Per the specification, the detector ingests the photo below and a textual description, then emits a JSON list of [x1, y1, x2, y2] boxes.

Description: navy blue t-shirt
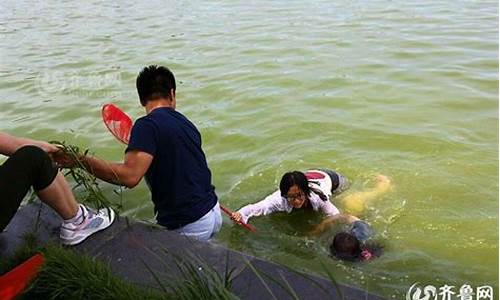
[[125, 107, 217, 229], [351, 220, 374, 242]]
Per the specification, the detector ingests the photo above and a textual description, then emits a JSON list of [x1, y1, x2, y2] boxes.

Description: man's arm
[[0, 132, 59, 156], [310, 214, 360, 235], [65, 150, 153, 188]]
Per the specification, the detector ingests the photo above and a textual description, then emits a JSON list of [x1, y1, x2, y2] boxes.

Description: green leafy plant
[[50, 141, 122, 212]]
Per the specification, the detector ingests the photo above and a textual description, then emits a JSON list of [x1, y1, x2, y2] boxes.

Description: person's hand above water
[[0, 132, 62, 156], [230, 212, 243, 223], [35, 141, 60, 154], [51, 151, 80, 168]]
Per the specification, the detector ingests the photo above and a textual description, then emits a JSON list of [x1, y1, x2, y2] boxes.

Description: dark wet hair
[[330, 232, 382, 262], [330, 232, 361, 261], [136, 65, 176, 106], [279, 171, 311, 198]]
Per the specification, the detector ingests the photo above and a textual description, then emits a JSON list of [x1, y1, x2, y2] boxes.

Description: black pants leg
[[0, 146, 58, 232], [319, 169, 341, 192]]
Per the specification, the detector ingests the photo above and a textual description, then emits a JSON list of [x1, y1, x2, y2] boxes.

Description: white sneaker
[[60, 205, 116, 246]]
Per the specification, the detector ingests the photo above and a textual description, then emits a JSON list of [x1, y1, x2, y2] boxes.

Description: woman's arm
[[0, 132, 59, 156], [231, 190, 285, 223]]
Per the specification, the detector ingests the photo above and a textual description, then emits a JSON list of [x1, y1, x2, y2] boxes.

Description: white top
[[237, 190, 340, 224]]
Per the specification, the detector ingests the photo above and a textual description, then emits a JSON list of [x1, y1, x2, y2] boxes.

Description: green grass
[[142, 249, 239, 300], [16, 245, 164, 300]]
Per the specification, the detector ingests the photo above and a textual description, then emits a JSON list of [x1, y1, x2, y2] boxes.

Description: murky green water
[[1, 1, 498, 298]]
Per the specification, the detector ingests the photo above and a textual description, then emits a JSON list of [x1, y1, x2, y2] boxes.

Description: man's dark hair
[[136, 65, 176, 106], [330, 232, 383, 262], [330, 232, 361, 261], [279, 171, 311, 198]]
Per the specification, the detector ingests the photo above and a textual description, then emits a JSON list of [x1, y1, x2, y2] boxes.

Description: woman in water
[[231, 170, 390, 225], [230, 169, 347, 224]]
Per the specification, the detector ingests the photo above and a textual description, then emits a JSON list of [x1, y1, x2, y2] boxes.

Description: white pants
[[174, 202, 222, 242]]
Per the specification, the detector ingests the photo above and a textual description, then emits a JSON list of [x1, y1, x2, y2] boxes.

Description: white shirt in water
[[237, 190, 340, 224]]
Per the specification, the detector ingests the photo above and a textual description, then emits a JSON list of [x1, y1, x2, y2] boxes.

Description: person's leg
[[26, 146, 116, 246], [334, 172, 350, 194], [174, 202, 222, 242], [320, 169, 350, 196], [37, 172, 78, 220], [209, 202, 222, 239], [0, 159, 28, 232], [339, 175, 392, 215], [0, 146, 78, 231], [59, 205, 115, 245], [0, 146, 115, 246]]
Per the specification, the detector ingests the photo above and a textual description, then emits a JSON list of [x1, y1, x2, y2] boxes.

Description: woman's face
[[286, 185, 306, 208]]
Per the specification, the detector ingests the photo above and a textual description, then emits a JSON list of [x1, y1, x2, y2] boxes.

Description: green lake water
[[1, 1, 498, 298]]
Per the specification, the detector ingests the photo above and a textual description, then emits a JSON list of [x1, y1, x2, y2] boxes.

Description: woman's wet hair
[[330, 232, 383, 262], [279, 171, 311, 198]]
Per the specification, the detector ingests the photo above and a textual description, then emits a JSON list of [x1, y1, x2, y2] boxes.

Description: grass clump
[[21, 245, 164, 300], [143, 248, 239, 300], [3, 238, 238, 300]]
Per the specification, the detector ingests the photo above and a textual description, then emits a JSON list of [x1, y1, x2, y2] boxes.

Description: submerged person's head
[[136, 65, 176, 107], [280, 171, 311, 209], [330, 232, 361, 261], [330, 232, 379, 262]]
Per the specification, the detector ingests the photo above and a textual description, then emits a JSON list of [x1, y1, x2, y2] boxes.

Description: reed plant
[[49, 141, 122, 212]]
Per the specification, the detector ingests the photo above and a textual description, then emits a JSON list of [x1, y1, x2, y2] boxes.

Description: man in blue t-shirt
[[57, 65, 222, 241]]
